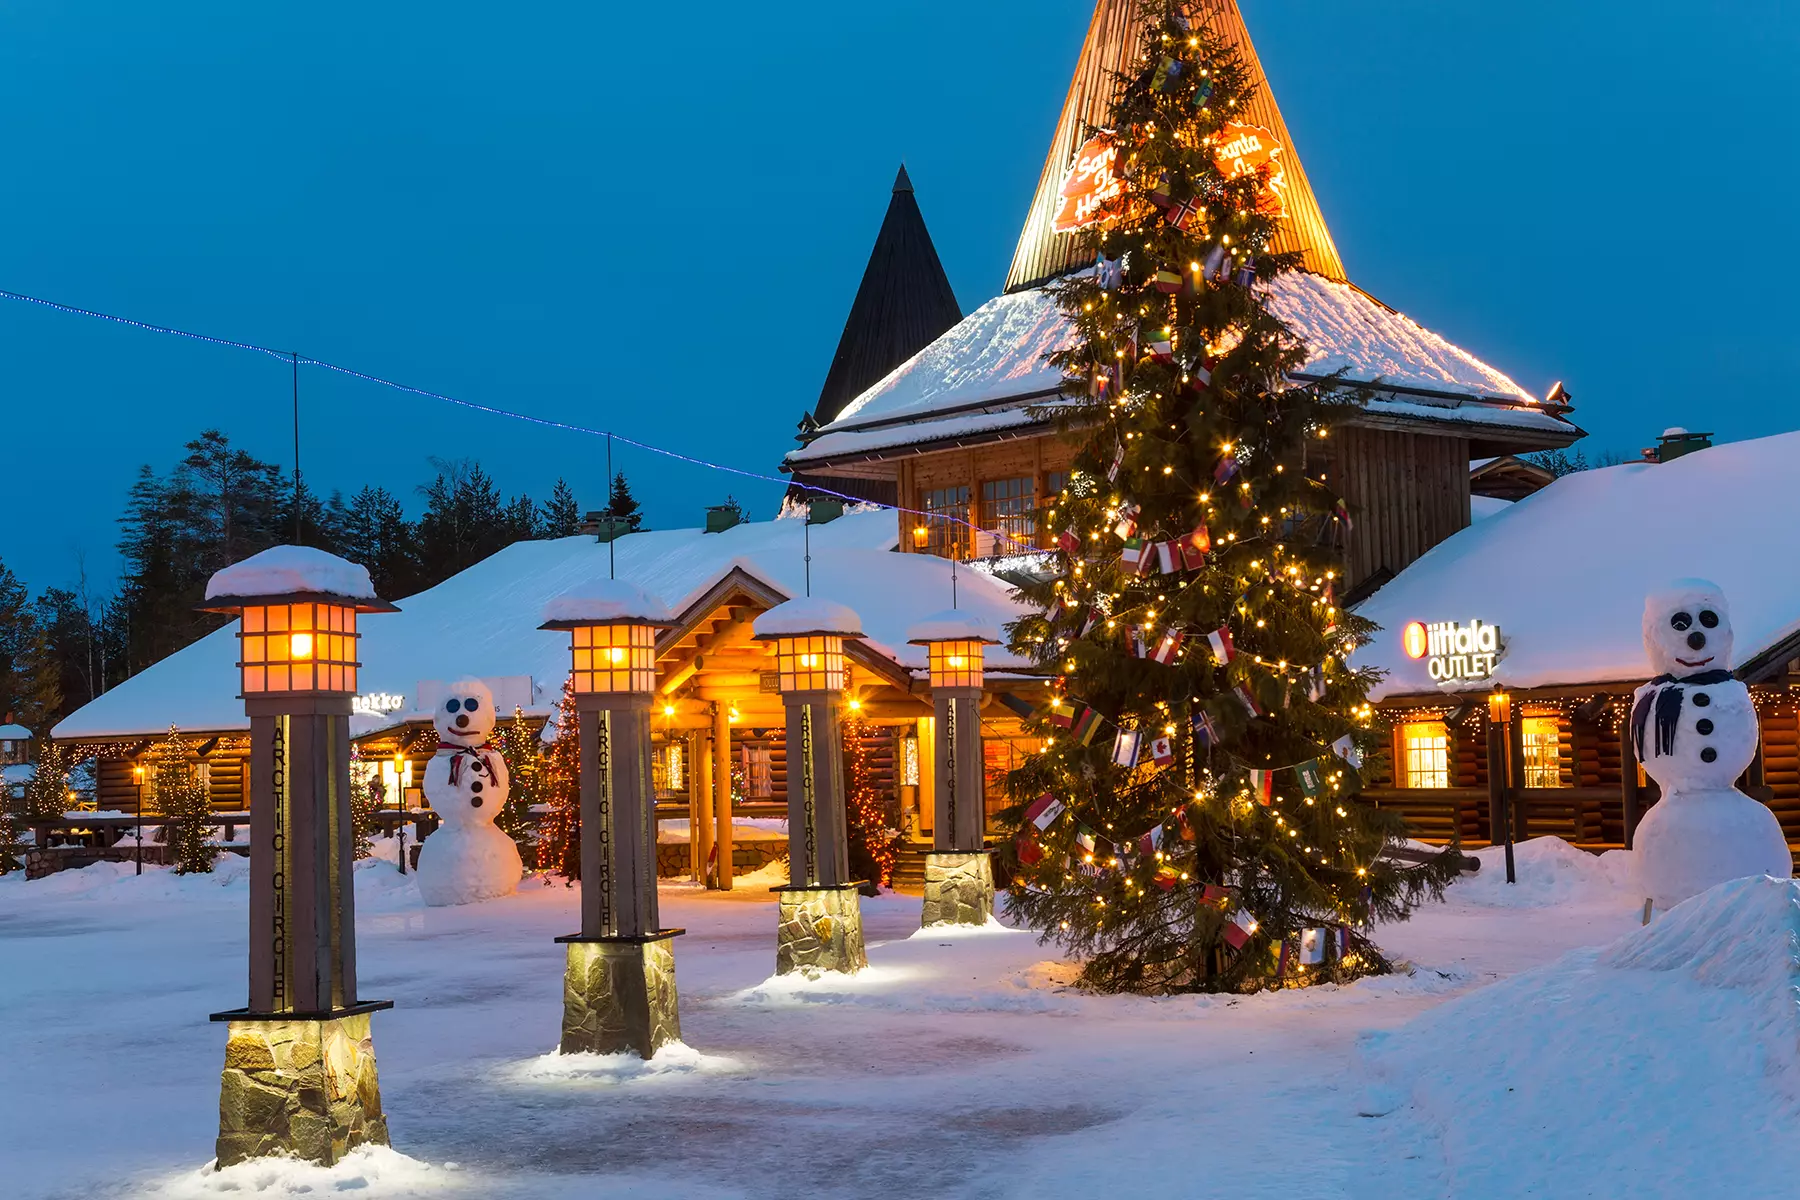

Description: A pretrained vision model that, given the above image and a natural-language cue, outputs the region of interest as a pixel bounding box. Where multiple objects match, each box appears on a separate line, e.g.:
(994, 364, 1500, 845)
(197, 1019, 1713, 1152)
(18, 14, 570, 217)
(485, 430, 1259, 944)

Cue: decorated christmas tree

(493, 704, 542, 862)
(155, 726, 217, 875)
(347, 746, 382, 860)
(841, 713, 896, 891)
(535, 677, 582, 883)
(1001, 4, 1459, 994)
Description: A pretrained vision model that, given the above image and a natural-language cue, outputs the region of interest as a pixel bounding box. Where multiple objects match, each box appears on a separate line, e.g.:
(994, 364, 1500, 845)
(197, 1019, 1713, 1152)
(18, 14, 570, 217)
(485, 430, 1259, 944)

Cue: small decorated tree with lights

(842, 713, 897, 891)
(155, 727, 218, 875)
(535, 677, 582, 883)
(348, 747, 382, 860)
(493, 705, 542, 862)
(1001, 4, 1460, 994)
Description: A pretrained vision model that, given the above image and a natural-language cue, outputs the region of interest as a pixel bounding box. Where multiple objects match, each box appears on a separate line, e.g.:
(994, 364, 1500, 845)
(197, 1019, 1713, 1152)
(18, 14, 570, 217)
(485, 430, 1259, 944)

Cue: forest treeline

(0, 429, 643, 735)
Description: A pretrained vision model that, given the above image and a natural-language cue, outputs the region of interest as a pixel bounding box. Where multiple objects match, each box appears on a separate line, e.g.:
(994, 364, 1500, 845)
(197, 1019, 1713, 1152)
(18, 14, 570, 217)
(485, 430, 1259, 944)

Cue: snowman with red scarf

(1630, 580, 1790, 909)
(416, 678, 523, 906)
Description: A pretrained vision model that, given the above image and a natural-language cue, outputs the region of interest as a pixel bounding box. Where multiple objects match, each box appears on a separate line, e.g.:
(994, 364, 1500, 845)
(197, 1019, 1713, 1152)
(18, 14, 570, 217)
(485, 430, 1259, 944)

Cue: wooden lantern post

(753, 599, 868, 975)
(540, 582, 684, 1057)
(907, 610, 1001, 927)
(200, 546, 398, 1168)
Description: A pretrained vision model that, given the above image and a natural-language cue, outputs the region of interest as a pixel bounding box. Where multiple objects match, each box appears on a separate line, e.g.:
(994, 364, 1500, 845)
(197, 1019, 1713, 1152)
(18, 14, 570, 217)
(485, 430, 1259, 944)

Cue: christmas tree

(1001, 5, 1459, 994)
(535, 677, 581, 883)
(493, 704, 542, 862)
(155, 726, 217, 874)
(348, 746, 381, 860)
(841, 713, 896, 891)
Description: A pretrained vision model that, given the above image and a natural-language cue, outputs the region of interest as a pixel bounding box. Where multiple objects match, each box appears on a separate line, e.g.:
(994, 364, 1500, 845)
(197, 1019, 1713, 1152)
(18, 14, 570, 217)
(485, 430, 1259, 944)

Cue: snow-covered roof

(205, 545, 378, 603)
(0, 724, 30, 740)
(1357, 431, 1800, 698)
(906, 609, 1002, 645)
(541, 581, 674, 627)
(54, 511, 1037, 740)
(786, 275, 1578, 468)
(752, 597, 865, 640)
(1469, 495, 1513, 522)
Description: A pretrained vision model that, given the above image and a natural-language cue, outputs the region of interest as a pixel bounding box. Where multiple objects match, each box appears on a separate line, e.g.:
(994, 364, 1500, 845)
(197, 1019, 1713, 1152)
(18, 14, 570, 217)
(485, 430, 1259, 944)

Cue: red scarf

(437, 741, 496, 786)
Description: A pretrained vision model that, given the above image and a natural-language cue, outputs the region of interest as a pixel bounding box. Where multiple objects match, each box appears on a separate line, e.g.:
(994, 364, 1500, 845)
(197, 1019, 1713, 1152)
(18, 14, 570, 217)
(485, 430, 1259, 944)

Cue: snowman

(415, 678, 524, 906)
(1629, 580, 1791, 909)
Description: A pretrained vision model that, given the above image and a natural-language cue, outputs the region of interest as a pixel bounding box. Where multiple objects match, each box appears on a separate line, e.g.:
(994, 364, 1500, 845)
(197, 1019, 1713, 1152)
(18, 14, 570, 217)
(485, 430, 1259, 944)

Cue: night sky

(3, 0, 1796, 594)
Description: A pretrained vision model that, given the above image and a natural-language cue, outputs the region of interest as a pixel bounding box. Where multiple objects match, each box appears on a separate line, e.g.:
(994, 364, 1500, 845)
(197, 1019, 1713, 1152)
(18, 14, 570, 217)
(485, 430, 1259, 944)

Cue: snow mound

(204, 545, 377, 602)
(504, 1040, 743, 1087)
(540, 580, 673, 626)
(143, 1145, 448, 1197)
(1360, 876, 1800, 1195)
(752, 597, 863, 638)
(905, 608, 1002, 645)
(1448, 836, 1637, 908)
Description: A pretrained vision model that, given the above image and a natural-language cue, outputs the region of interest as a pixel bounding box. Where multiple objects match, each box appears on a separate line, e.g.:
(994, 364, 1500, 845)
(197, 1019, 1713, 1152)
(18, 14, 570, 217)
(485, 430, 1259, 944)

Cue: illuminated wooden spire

(1005, 0, 1346, 291)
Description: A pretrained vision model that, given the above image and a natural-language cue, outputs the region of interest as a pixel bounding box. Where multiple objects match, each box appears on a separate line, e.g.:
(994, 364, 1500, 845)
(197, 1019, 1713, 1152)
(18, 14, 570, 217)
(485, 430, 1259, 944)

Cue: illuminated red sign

(1402, 622, 1428, 659)
(1052, 133, 1126, 233)
(1214, 122, 1288, 220)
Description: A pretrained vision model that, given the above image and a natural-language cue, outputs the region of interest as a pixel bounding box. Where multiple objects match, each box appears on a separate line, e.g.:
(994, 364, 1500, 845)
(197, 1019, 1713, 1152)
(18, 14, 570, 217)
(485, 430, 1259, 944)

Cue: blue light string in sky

(0, 286, 1037, 554)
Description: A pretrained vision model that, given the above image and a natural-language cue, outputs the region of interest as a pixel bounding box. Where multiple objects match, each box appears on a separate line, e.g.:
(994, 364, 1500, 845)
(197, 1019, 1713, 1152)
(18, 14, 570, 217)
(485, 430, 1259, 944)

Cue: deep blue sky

(4, 1, 1797, 595)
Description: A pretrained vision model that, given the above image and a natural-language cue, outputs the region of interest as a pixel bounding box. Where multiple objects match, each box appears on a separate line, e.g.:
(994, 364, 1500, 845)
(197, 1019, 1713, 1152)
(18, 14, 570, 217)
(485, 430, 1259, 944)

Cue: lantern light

(752, 598, 863, 693)
(906, 609, 1001, 690)
(539, 582, 676, 695)
(1488, 689, 1511, 726)
(200, 546, 397, 698)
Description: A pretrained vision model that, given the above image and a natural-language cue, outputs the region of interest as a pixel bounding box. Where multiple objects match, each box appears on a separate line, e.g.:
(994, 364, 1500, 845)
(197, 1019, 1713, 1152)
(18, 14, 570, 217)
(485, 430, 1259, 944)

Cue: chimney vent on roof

(578, 511, 633, 543)
(705, 498, 744, 534)
(1647, 428, 1713, 463)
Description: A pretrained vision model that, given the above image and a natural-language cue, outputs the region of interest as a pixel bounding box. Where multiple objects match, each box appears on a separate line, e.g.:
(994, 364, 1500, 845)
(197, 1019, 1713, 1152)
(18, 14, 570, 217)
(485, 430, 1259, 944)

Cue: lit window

(919, 486, 971, 560)
(1522, 716, 1562, 788)
(1399, 721, 1450, 789)
(980, 477, 1035, 551)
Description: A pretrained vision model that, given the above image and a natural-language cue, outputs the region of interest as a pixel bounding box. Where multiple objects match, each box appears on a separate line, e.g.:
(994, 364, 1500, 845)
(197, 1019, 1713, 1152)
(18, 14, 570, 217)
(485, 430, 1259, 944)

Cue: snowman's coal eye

(1670, 612, 1693, 631)
(1700, 610, 1719, 628)
(464, 698, 479, 712)
(445, 699, 461, 713)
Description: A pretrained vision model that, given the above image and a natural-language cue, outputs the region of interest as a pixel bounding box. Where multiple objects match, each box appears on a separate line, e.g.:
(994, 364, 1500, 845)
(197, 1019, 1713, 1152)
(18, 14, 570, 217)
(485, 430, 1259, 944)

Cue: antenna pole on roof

(606, 431, 615, 581)
(952, 554, 957, 608)
(292, 351, 302, 545)
(803, 498, 812, 597)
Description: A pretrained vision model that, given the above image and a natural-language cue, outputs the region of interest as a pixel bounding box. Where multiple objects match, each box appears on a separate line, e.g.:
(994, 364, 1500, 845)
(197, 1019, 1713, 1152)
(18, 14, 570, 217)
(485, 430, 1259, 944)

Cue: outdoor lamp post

(540, 582, 684, 1057)
(199, 545, 398, 1168)
(1487, 689, 1517, 885)
(132, 764, 145, 876)
(391, 750, 408, 875)
(907, 611, 1001, 928)
(753, 598, 868, 976)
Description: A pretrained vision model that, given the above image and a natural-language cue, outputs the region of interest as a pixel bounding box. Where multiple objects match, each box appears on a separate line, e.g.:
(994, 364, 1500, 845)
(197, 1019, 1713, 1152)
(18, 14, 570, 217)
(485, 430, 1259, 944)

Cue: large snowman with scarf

(1630, 580, 1791, 909)
(416, 678, 523, 906)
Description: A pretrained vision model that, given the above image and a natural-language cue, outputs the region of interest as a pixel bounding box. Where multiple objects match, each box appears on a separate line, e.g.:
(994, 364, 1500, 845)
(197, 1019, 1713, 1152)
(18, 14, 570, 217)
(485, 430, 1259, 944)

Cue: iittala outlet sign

(1403, 619, 1504, 686)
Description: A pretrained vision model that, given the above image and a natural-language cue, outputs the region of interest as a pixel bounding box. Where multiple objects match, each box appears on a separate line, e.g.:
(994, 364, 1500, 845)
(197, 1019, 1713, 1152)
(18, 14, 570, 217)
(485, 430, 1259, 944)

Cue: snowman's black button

(1700, 747, 1718, 763)
(1697, 718, 1714, 735)
(471, 797, 483, 808)
(1693, 692, 1711, 707)
(470, 781, 483, 793)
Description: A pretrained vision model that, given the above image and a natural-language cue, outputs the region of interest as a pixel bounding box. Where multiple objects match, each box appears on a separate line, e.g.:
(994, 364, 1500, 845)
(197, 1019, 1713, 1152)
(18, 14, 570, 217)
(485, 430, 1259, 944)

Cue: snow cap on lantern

(754, 598, 862, 693)
(1642, 578, 1735, 678)
(202, 545, 396, 698)
(540, 581, 675, 695)
(907, 609, 1001, 690)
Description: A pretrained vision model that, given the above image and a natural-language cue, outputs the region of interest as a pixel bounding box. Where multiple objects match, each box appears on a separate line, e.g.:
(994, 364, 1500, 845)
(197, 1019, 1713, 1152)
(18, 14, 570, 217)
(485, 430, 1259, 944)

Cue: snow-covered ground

(1, 836, 1793, 1198)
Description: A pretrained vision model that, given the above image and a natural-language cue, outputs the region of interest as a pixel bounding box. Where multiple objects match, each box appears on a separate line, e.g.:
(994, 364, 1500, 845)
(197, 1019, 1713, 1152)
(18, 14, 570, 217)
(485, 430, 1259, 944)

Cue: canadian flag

(1222, 907, 1258, 949)
(1149, 735, 1175, 766)
(1206, 627, 1234, 665)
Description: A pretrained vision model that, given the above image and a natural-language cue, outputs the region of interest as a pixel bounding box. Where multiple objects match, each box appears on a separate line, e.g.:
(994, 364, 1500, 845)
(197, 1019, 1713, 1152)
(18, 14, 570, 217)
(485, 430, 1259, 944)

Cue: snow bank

(141, 1145, 447, 1198)
(540, 580, 673, 626)
(905, 608, 1002, 645)
(1447, 836, 1638, 908)
(204, 545, 376, 603)
(1361, 875, 1800, 1195)
(752, 597, 864, 638)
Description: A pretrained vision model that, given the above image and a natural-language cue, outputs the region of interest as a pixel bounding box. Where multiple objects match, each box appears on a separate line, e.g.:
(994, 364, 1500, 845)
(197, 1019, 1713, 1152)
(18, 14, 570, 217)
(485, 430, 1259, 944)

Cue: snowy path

(0, 847, 1653, 1199)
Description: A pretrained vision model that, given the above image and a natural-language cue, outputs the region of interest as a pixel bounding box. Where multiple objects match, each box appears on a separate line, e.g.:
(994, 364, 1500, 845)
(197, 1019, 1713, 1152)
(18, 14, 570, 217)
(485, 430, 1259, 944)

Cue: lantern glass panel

(570, 622, 657, 693)
(235, 602, 360, 696)
(775, 634, 845, 692)
(927, 640, 985, 689)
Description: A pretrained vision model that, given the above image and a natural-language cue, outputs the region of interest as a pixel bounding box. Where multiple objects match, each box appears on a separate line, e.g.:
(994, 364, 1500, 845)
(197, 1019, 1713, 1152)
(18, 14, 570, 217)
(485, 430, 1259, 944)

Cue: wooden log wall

(95, 745, 250, 814)
(1329, 427, 1471, 592)
(1760, 709, 1800, 840)
(898, 436, 1075, 557)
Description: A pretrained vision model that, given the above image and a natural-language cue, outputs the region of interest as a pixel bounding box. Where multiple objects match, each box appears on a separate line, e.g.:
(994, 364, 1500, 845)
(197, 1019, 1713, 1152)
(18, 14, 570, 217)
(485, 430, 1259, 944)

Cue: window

(919, 485, 971, 559)
(1398, 721, 1450, 789)
(981, 477, 1035, 551)
(653, 741, 685, 795)
(1522, 717, 1562, 788)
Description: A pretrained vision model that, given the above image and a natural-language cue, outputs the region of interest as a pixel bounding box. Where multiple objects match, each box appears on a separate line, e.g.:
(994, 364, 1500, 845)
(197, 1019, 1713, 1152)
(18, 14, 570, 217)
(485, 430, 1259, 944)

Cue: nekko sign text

(1403, 619, 1504, 686)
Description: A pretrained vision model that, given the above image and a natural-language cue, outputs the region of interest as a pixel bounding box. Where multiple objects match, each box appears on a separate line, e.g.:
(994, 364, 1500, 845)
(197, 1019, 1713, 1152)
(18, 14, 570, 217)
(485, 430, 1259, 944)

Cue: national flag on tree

(1205, 627, 1234, 665)
(1192, 709, 1219, 748)
(1149, 630, 1184, 665)
(1223, 908, 1258, 950)
(1075, 826, 1097, 856)
(1024, 792, 1067, 830)
(1294, 758, 1325, 797)
(1149, 735, 1175, 767)
(1072, 706, 1103, 746)
(1112, 728, 1141, 768)
(1248, 769, 1274, 805)
(1234, 684, 1265, 718)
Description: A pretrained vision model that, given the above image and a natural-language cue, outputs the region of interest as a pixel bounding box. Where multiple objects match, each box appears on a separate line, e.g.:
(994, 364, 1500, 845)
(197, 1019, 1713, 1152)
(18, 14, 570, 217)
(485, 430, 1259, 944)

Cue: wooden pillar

(916, 714, 937, 841)
(574, 694, 659, 939)
(713, 701, 733, 891)
(783, 692, 850, 887)
(691, 731, 712, 883)
(932, 689, 985, 852)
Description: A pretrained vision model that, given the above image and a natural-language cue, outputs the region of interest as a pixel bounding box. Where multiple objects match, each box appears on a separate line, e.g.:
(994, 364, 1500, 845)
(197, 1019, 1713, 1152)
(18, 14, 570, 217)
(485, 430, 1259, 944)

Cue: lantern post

(753, 599, 868, 975)
(907, 611, 1001, 927)
(539, 582, 684, 1057)
(199, 546, 398, 1168)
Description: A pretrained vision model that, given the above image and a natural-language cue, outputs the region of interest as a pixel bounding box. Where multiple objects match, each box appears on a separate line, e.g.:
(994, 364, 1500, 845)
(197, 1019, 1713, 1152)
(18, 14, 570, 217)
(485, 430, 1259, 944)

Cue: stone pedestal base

(922, 851, 995, 927)
(214, 1008, 390, 1168)
(775, 884, 867, 976)
(557, 930, 683, 1058)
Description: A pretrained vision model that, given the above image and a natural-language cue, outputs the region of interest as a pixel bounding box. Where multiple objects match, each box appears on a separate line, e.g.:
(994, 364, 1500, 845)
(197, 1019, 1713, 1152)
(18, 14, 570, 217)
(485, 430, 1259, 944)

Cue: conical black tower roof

(811, 165, 962, 427)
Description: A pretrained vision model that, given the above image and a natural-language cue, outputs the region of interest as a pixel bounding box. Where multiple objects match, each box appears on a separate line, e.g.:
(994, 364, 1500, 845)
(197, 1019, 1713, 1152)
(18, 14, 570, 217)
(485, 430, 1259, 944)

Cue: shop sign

(352, 691, 406, 716)
(1052, 132, 1126, 233)
(1214, 122, 1288, 219)
(1402, 619, 1504, 685)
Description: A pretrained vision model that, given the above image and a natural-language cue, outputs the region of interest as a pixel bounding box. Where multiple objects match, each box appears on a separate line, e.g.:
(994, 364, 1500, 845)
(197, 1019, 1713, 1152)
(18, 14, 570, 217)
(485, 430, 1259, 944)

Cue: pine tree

(20, 737, 75, 822)
(535, 677, 581, 882)
(842, 714, 896, 891)
(606, 471, 643, 532)
(0, 809, 24, 875)
(348, 747, 382, 860)
(155, 727, 217, 874)
(541, 479, 582, 538)
(1000, 6, 1458, 994)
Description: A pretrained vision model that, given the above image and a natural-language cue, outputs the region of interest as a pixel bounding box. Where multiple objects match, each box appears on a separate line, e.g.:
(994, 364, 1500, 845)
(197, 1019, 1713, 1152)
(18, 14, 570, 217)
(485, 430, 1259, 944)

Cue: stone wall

(921, 851, 995, 927)
(775, 885, 867, 976)
(216, 1013, 388, 1167)
(654, 839, 786, 879)
(561, 935, 682, 1058)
